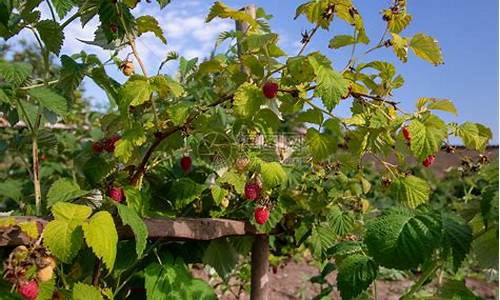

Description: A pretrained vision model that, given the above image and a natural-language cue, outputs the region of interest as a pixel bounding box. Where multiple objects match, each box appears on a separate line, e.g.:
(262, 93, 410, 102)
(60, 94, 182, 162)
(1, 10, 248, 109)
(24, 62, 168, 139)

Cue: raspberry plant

(0, 0, 496, 299)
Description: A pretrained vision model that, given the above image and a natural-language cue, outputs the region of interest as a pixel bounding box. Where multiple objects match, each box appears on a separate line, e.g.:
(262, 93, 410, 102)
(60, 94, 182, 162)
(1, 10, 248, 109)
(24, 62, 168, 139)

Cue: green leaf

(441, 213, 472, 271)
(210, 185, 227, 205)
(206, 1, 258, 29)
(73, 283, 103, 300)
(150, 75, 184, 98)
(410, 33, 444, 66)
(217, 170, 245, 194)
(116, 204, 148, 257)
(119, 75, 151, 108)
(202, 239, 238, 279)
(328, 207, 354, 236)
(391, 33, 408, 63)
(416, 98, 457, 115)
(309, 223, 337, 259)
(137, 15, 167, 44)
(471, 227, 498, 269)
(390, 175, 430, 208)
(0, 61, 32, 86)
(0, 179, 24, 202)
(51, 202, 92, 225)
(436, 280, 482, 300)
(51, 0, 75, 19)
(43, 220, 84, 263)
(47, 178, 89, 208)
(28, 87, 68, 116)
(296, 108, 323, 125)
(145, 257, 217, 300)
(167, 178, 206, 210)
(259, 161, 287, 188)
(57, 55, 86, 97)
(166, 101, 191, 126)
(408, 115, 447, 159)
(308, 55, 349, 111)
(364, 207, 441, 270)
(233, 82, 265, 118)
(454, 122, 492, 152)
(114, 127, 147, 163)
(37, 278, 56, 300)
(35, 20, 64, 55)
(337, 254, 378, 300)
(306, 128, 335, 160)
(82, 211, 118, 271)
(328, 35, 356, 49)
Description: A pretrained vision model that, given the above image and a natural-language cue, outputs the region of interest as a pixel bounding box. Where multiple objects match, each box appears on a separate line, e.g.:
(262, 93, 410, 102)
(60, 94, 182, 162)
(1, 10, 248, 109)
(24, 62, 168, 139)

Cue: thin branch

(19, 80, 59, 90)
(129, 94, 234, 185)
(60, 11, 81, 29)
(45, 0, 57, 22)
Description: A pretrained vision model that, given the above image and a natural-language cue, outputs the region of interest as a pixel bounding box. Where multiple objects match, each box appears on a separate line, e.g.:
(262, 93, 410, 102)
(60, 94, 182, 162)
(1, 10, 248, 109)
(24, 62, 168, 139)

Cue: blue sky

(6, 0, 499, 143)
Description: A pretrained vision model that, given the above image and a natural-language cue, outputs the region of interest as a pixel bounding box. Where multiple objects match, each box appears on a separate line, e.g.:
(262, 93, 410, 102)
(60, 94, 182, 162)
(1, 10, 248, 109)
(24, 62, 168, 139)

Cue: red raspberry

(262, 82, 279, 99)
(422, 155, 436, 168)
(104, 135, 121, 153)
(402, 127, 411, 143)
(108, 186, 124, 203)
(18, 280, 39, 300)
(255, 206, 270, 225)
(92, 141, 104, 153)
(244, 182, 260, 200)
(180, 156, 192, 173)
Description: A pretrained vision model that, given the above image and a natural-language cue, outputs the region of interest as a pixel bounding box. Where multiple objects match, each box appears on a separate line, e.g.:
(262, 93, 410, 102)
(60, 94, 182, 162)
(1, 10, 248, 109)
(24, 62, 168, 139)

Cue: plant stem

(32, 136, 41, 215)
(45, 0, 57, 22)
(401, 261, 440, 300)
(19, 80, 59, 90)
(60, 11, 81, 29)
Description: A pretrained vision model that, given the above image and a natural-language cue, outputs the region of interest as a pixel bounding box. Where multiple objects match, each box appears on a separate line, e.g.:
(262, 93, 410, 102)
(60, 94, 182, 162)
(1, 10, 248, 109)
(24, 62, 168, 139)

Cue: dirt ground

(192, 260, 499, 300)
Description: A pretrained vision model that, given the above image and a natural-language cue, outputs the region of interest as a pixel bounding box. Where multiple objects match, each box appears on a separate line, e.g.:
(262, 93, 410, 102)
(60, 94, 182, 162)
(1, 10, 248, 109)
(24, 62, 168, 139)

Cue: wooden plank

(0, 216, 258, 246)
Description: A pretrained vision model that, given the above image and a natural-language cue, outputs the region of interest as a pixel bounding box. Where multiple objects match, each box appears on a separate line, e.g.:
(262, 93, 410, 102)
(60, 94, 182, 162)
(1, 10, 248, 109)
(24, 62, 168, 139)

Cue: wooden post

(251, 234, 269, 300)
(235, 4, 256, 74)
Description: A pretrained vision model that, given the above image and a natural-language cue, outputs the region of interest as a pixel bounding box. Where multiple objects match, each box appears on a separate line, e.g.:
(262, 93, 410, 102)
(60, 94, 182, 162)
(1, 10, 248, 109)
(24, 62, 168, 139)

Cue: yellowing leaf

(391, 33, 408, 63)
(119, 75, 151, 107)
(410, 33, 444, 66)
(137, 15, 166, 44)
(206, 1, 258, 28)
(391, 175, 430, 208)
(454, 122, 492, 152)
(233, 82, 265, 118)
(408, 115, 447, 159)
(82, 211, 118, 271)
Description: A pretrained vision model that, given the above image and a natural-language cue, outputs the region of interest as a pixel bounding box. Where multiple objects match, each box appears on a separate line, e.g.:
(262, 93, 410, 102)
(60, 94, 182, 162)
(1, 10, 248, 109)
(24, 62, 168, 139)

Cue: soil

(191, 259, 499, 300)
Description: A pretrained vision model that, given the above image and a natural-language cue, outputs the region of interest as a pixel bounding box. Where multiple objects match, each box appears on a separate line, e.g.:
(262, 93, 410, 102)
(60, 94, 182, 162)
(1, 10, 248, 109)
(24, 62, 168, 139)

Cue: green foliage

(390, 175, 430, 208)
(46, 178, 89, 207)
(202, 239, 238, 279)
(73, 283, 104, 300)
(137, 15, 167, 44)
(364, 207, 441, 269)
(116, 204, 148, 257)
(0, 61, 32, 86)
(82, 211, 118, 271)
(28, 87, 68, 117)
(336, 254, 378, 300)
(35, 20, 64, 55)
(408, 115, 447, 159)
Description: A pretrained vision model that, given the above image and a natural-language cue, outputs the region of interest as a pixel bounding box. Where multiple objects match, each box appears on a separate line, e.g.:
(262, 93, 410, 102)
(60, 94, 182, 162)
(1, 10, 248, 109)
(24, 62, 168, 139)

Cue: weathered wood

(251, 235, 269, 300)
(0, 217, 258, 246)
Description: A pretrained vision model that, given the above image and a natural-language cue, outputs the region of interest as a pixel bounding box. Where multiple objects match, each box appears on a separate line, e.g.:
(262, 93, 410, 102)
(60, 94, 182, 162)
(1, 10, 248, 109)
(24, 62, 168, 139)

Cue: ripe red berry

(92, 142, 104, 153)
(104, 135, 120, 153)
(180, 156, 192, 173)
(262, 82, 279, 99)
(108, 186, 124, 203)
(422, 155, 436, 168)
(255, 206, 270, 225)
(244, 182, 260, 200)
(402, 127, 411, 143)
(18, 280, 39, 300)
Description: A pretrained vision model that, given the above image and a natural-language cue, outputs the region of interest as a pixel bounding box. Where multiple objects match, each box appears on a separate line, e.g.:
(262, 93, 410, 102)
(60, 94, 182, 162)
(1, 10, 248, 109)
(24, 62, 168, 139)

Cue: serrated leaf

(391, 33, 408, 63)
(217, 170, 245, 194)
(52, 202, 93, 225)
(37, 278, 56, 300)
(437, 280, 482, 300)
(28, 87, 68, 116)
(454, 122, 492, 152)
(410, 33, 444, 66)
(18, 221, 39, 240)
(137, 15, 166, 44)
(116, 204, 148, 257)
(337, 254, 378, 300)
(206, 1, 258, 28)
(233, 82, 265, 118)
(202, 239, 238, 279)
(57, 55, 86, 97)
(309, 223, 337, 259)
(167, 178, 206, 210)
(47, 178, 89, 207)
(364, 207, 441, 270)
(166, 101, 191, 126)
(114, 127, 146, 163)
(306, 128, 335, 160)
(210, 185, 226, 205)
(51, 0, 75, 19)
(296, 108, 323, 125)
(441, 213, 472, 271)
(408, 115, 447, 159)
(73, 283, 103, 300)
(43, 220, 84, 263)
(260, 161, 287, 188)
(417, 97, 457, 115)
(0, 179, 24, 201)
(36, 20, 64, 55)
(150, 75, 184, 98)
(328, 207, 354, 236)
(82, 211, 118, 271)
(308, 55, 349, 111)
(119, 75, 151, 108)
(390, 175, 430, 208)
(471, 227, 498, 269)
(0, 61, 32, 86)
(387, 12, 412, 34)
